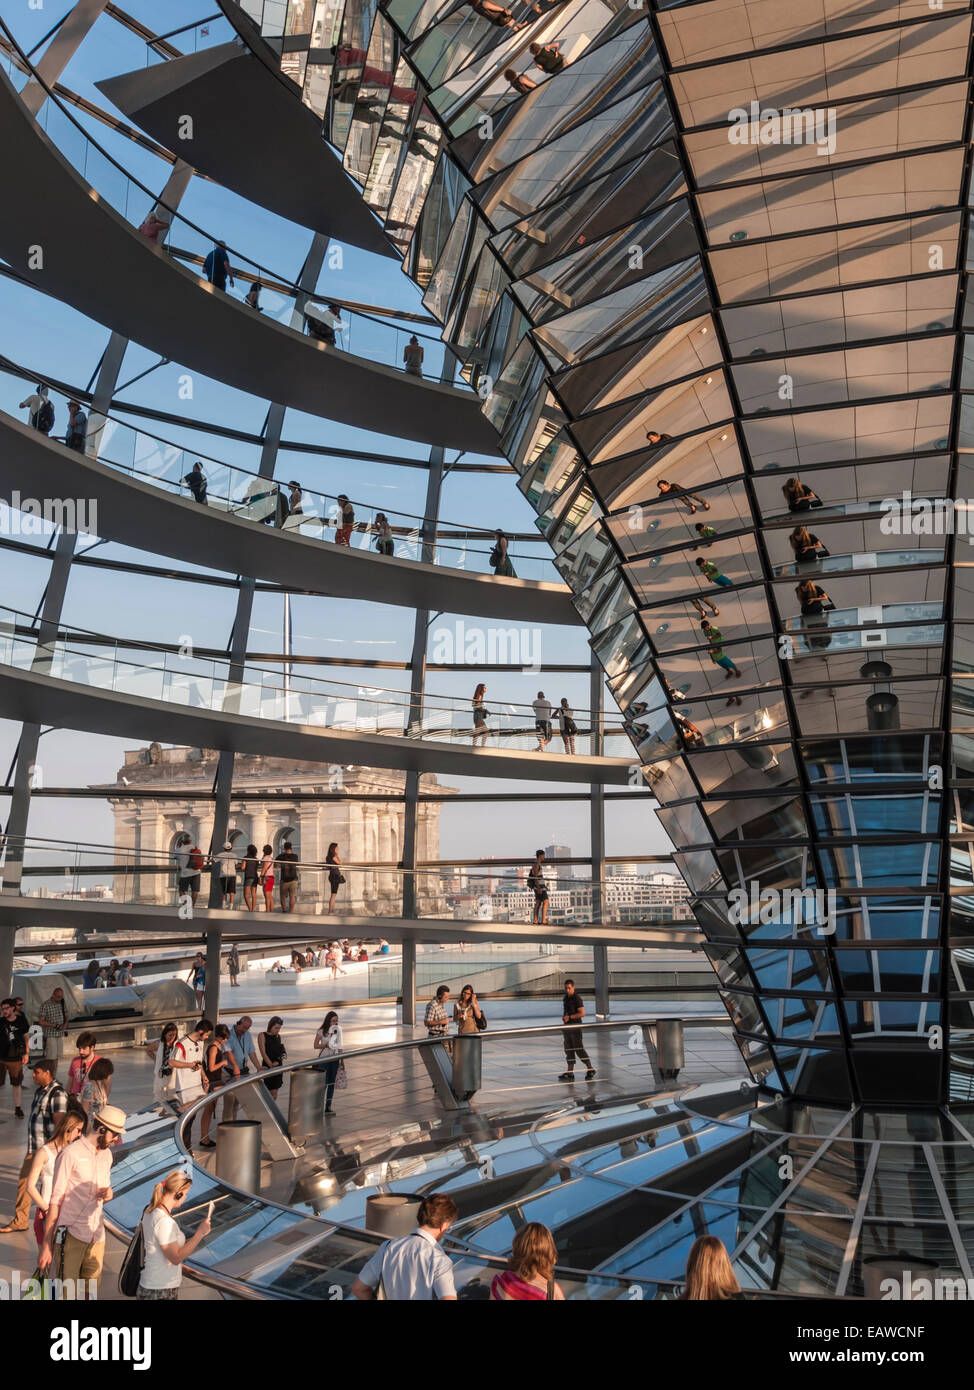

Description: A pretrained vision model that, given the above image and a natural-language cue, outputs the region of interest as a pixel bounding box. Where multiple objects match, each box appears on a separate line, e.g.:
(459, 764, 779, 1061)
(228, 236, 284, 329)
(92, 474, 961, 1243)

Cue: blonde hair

(680, 1235, 741, 1300)
(149, 1170, 192, 1211)
(508, 1222, 557, 1282)
(51, 1112, 85, 1147)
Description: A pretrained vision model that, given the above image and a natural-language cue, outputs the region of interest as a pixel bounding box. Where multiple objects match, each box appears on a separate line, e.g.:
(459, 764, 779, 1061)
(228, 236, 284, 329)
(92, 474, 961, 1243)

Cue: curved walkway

(0, 67, 497, 453)
(0, 413, 576, 623)
(97, 43, 394, 254)
(0, 894, 696, 949)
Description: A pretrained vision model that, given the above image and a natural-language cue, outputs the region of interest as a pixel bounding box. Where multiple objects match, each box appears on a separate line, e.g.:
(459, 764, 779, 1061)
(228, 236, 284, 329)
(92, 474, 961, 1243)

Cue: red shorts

(263, 875, 275, 891)
(335, 526, 352, 546)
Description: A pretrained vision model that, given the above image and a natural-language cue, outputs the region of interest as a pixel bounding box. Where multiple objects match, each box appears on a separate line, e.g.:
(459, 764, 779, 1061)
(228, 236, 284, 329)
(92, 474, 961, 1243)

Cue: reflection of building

(494, 873, 691, 926)
(98, 745, 454, 914)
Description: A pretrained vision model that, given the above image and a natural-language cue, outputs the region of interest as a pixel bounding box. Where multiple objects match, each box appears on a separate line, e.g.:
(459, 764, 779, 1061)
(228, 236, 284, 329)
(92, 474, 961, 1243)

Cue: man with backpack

(20, 383, 54, 434)
(174, 833, 203, 905)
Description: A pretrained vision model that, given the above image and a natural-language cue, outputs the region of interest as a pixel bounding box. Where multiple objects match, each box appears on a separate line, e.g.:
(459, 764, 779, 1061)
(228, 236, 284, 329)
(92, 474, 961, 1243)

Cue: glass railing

(0, 604, 628, 755)
(4, 835, 691, 931)
(0, 27, 452, 381)
(2, 398, 556, 582)
(772, 548, 944, 578)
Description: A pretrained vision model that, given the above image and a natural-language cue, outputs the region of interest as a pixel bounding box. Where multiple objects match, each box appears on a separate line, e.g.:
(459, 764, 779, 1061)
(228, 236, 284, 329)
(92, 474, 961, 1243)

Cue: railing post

(401, 940, 416, 1027)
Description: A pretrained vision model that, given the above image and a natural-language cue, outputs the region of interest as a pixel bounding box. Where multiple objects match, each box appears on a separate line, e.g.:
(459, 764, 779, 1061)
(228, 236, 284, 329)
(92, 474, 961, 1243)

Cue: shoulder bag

(118, 1206, 149, 1297)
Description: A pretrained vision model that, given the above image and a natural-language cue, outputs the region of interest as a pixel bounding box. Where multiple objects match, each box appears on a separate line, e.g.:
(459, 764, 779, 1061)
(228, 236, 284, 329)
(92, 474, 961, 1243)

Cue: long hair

(149, 1170, 192, 1211)
(327, 842, 338, 861)
(783, 476, 801, 501)
(473, 683, 486, 700)
(796, 579, 818, 602)
(680, 1235, 741, 1300)
(508, 1223, 557, 1282)
(159, 1021, 178, 1045)
(50, 1111, 85, 1148)
(790, 526, 812, 550)
(246, 843, 258, 859)
(322, 1010, 338, 1032)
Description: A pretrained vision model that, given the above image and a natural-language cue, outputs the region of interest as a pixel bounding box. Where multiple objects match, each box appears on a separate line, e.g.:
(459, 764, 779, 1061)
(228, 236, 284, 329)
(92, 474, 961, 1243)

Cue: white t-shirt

(141, 1207, 183, 1290)
(316, 1023, 343, 1058)
(533, 697, 552, 722)
(170, 1035, 206, 1101)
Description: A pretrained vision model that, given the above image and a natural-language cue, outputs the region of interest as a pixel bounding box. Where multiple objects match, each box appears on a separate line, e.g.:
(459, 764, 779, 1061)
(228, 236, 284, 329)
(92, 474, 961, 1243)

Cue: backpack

(37, 399, 54, 434)
(188, 846, 204, 872)
(118, 1207, 148, 1297)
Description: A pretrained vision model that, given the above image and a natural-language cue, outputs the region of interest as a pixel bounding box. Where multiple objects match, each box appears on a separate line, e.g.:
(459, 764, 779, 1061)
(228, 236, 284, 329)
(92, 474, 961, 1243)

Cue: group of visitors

(470, 686, 578, 753)
(173, 835, 308, 912)
(20, 383, 87, 451)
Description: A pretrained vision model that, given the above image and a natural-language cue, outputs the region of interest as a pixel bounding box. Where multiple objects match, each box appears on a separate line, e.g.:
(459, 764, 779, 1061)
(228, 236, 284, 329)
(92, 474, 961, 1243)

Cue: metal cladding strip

(0, 66, 499, 454)
(219, 0, 973, 1105)
(0, 892, 700, 949)
(0, 411, 577, 623)
(0, 661, 634, 784)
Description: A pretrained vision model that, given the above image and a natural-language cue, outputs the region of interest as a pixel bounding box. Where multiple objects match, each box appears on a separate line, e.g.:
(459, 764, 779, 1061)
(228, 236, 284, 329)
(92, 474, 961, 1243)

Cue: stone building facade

(98, 745, 453, 916)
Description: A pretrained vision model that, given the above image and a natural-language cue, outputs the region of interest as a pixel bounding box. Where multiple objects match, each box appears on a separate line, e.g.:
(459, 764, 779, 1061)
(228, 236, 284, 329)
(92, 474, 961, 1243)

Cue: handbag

(335, 1060, 348, 1090)
(118, 1207, 148, 1297)
(476, 1010, 487, 1032)
(338, 874, 347, 885)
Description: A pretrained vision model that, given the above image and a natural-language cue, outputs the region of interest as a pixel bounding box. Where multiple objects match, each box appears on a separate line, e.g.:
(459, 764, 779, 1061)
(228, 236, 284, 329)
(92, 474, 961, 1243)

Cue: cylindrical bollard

(215, 1119, 261, 1195)
(288, 1065, 329, 1143)
(366, 1194, 422, 1238)
(656, 1019, 685, 1079)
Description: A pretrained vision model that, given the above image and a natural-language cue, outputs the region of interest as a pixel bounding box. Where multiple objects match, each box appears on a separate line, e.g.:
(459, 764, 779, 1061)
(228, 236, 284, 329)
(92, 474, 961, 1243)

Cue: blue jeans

(315, 1057, 340, 1107)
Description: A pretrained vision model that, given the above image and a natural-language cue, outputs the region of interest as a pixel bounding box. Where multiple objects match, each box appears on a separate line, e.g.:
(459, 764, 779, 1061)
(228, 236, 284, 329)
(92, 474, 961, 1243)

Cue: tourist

(657, 479, 708, 514)
(403, 334, 424, 376)
(259, 843, 275, 910)
(174, 833, 203, 904)
(559, 979, 595, 1082)
(38, 1105, 128, 1289)
(80, 1057, 114, 1125)
(313, 1010, 343, 1116)
(690, 594, 720, 620)
(783, 476, 821, 512)
(20, 382, 54, 433)
(357, 946, 369, 962)
(203, 238, 234, 292)
(696, 556, 732, 588)
(116, 960, 135, 986)
(104, 959, 119, 988)
(472, 682, 489, 746)
(290, 950, 304, 972)
(373, 513, 395, 556)
(695, 522, 717, 545)
(146, 1022, 179, 1107)
(137, 208, 170, 245)
(679, 1234, 743, 1300)
(645, 430, 673, 448)
(533, 691, 552, 751)
(424, 985, 450, 1041)
(326, 841, 345, 915)
(0, 996, 29, 1117)
(26, 1110, 85, 1250)
(490, 1222, 565, 1299)
(530, 848, 548, 925)
(67, 1032, 100, 1101)
(137, 1170, 211, 1301)
(182, 462, 208, 505)
(304, 948, 316, 967)
(37, 986, 69, 1060)
(790, 524, 827, 563)
(186, 952, 206, 1010)
(325, 943, 347, 978)
(169, 1020, 213, 1143)
(558, 696, 577, 755)
(504, 67, 537, 93)
(335, 494, 355, 546)
(227, 939, 242, 984)
(797, 578, 834, 650)
(258, 1017, 287, 1102)
(244, 279, 262, 311)
(452, 984, 483, 1101)
(702, 618, 742, 703)
(199, 1024, 240, 1147)
(225, 1016, 261, 1077)
(490, 528, 516, 576)
(529, 40, 564, 72)
(465, 0, 522, 28)
(287, 480, 304, 519)
(64, 400, 87, 453)
(215, 840, 239, 909)
(673, 710, 705, 748)
(351, 1194, 459, 1300)
(277, 839, 300, 912)
(0, 1059, 69, 1234)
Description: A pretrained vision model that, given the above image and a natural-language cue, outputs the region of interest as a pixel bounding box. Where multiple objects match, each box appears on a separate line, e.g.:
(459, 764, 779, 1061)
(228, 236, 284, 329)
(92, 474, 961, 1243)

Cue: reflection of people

(783, 476, 821, 512)
(504, 67, 537, 93)
(657, 478, 708, 513)
(529, 40, 564, 72)
(696, 556, 732, 588)
(797, 579, 833, 650)
(702, 619, 742, 705)
(790, 525, 827, 563)
(465, 0, 524, 27)
(646, 430, 672, 448)
(673, 711, 705, 748)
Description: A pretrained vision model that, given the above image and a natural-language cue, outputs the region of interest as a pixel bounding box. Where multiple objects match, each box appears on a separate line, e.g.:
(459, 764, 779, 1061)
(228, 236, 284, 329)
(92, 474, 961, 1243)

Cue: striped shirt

(424, 999, 448, 1037)
(29, 1082, 68, 1154)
